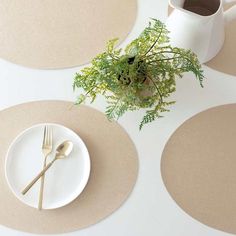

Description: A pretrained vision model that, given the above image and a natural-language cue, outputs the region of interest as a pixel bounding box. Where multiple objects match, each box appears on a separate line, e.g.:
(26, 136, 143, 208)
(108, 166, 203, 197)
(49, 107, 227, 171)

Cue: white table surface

(0, 0, 235, 235)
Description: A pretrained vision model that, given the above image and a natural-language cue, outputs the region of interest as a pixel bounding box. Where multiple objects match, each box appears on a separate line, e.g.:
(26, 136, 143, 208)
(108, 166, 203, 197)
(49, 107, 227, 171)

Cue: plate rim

(4, 122, 91, 210)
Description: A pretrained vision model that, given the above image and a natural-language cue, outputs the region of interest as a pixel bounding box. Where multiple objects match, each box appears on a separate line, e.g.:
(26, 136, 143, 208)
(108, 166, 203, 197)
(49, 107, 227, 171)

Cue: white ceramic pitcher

(166, 0, 236, 63)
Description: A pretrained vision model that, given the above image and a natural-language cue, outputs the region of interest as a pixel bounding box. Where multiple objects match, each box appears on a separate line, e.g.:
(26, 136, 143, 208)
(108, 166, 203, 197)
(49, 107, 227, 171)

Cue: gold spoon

(22, 140, 73, 195)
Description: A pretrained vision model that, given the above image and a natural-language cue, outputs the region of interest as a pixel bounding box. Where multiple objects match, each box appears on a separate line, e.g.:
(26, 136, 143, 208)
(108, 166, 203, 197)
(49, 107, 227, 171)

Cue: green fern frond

(139, 110, 159, 130)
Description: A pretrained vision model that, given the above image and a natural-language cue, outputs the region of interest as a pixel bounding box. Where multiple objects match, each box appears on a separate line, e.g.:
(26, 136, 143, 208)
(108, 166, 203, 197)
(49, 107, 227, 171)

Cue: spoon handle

(22, 160, 54, 195)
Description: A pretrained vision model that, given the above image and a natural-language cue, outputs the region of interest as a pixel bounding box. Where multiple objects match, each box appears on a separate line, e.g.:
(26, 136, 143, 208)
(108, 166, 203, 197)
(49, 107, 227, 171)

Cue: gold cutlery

(38, 126, 53, 210)
(22, 141, 73, 195)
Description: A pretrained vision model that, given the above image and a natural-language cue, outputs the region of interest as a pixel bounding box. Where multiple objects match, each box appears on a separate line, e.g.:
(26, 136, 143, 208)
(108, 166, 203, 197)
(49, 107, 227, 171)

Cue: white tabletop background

(0, 0, 235, 235)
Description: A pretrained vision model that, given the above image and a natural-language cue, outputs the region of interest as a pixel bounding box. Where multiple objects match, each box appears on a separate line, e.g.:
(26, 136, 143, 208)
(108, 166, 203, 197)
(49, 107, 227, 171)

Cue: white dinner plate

(5, 123, 90, 209)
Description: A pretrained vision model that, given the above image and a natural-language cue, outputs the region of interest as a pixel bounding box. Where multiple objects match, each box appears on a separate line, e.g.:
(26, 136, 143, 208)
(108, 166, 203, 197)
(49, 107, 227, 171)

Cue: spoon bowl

(56, 141, 73, 159)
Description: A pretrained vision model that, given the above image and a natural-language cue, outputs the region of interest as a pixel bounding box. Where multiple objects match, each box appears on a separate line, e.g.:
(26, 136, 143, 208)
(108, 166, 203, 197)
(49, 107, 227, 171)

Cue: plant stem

(147, 50, 202, 71)
(108, 53, 119, 61)
(147, 75, 163, 103)
(143, 24, 164, 56)
(146, 51, 196, 65)
(147, 56, 183, 64)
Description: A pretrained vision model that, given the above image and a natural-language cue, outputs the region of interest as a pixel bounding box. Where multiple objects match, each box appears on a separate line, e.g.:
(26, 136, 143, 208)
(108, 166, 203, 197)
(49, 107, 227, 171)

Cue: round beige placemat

(0, 101, 138, 234)
(0, 0, 137, 69)
(161, 104, 236, 234)
(168, 3, 236, 76)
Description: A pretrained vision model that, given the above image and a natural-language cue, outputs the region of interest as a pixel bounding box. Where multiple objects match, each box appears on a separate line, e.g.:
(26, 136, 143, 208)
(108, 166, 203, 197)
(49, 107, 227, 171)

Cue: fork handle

(22, 160, 54, 195)
(38, 157, 47, 210)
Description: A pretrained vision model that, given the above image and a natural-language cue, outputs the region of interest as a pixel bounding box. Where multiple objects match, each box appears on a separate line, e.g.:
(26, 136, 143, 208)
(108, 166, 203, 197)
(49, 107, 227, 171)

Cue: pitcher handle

(224, 0, 236, 24)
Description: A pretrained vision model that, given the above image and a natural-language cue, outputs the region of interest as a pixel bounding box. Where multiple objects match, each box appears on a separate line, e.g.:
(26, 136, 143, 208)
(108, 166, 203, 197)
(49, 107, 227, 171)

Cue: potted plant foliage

(73, 19, 204, 130)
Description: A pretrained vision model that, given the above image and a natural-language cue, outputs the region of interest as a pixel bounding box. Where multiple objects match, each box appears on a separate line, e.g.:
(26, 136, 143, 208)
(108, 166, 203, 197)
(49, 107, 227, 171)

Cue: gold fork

(38, 125, 53, 210)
